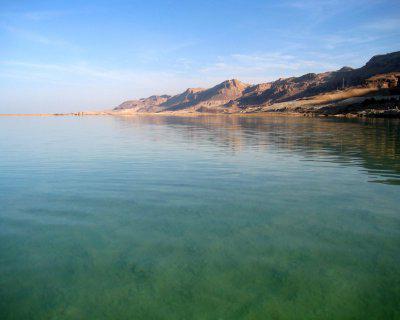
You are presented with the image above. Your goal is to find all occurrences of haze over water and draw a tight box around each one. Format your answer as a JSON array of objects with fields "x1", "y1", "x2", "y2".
[{"x1": 0, "y1": 115, "x2": 399, "y2": 319}]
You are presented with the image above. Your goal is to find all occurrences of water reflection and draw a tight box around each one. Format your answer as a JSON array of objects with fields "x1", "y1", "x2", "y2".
[
  {"x1": 113, "y1": 115, "x2": 400, "y2": 185},
  {"x1": 1, "y1": 115, "x2": 400, "y2": 319}
]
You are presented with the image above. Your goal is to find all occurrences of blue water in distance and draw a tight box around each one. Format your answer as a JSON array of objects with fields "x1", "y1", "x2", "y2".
[{"x1": 0, "y1": 115, "x2": 399, "y2": 319}]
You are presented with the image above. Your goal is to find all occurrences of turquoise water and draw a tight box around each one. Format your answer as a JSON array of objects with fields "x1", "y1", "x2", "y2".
[{"x1": 0, "y1": 115, "x2": 399, "y2": 319}]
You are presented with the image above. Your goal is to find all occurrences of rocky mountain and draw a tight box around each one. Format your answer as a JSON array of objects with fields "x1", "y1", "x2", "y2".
[
  {"x1": 115, "y1": 79, "x2": 250, "y2": 113},
  {"x1": 114, "y1": 95, "x2": 171, "y2": 112},
  {"x1": 161, "y1": 79, "x2": 249, "y2": 112},
  {"x1": 238, "y1": 51, "x2": 400, "y2": 108},
  {"x1": 114, "y1": 51, "x2": 400, "y2": 114}
]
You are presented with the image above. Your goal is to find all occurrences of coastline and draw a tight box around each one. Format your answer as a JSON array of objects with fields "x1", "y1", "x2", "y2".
[
  {"x1": 1, "y1": 110, "x2": 399, "y2": 118},
  {"x1": 3, "y1": 90, "x2": 399, "y2": 119}
]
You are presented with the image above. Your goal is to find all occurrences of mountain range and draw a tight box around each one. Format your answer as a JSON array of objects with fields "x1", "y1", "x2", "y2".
[{"x1": 113, "y1": 51, "x2": 400, "y2": 116}]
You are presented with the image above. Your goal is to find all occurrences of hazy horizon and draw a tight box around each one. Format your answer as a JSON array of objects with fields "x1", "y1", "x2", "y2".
[{"x1": 1, "y1": 0, "x2": 400, "y2": 113}]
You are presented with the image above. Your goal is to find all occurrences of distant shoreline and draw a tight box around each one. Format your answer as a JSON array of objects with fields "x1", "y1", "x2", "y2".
[
  {"x1": 1, "y1": 110, "x2": 398, "y2": 119},
  {"x1": 0, "y1": 111, "x2": 303, "y2": 117},
  {"x1": 3, "y1": 51, "x2": 400, "y2": 119}
]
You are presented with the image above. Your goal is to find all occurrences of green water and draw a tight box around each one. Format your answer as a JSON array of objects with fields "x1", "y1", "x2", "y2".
[{"x1": 0, "y1": 115, "x2": 399, "y2": 319}]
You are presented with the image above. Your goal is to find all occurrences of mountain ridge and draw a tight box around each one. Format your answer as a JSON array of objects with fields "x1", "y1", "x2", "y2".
[{"x1": 114, "y1": 51, "x2": 400, "y2": 116}]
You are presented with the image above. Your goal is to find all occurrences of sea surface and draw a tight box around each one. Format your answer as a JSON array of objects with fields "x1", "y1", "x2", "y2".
[{"x1": 0, "y1": 115, "x2": 399, "y2": 320}]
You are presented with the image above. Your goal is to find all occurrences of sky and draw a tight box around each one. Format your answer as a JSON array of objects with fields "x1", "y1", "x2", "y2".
[{"x1": 0, "y1": 0, "x2": 399, "y2": 113}]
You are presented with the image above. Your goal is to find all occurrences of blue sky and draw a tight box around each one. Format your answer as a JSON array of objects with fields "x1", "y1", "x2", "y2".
[{"x1": 1, "y1": 0, "x2": 399, "y2": 113}]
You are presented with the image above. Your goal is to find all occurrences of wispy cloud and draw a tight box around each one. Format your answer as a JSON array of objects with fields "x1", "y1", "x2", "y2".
[
  {"x1": 362, "y1": 17, "x2": 400, "y2": 31},
  {"x1": 199, "y1": 52, "x2": 338, "y2": 82},
  {"x1": 282, "y1": 0, "x2": 380, "y2": 10},
  {"x1": 322, "y1": 34, "x2": 382, "y2": 49},
  {"x1": 0, "y1": 9, "x2": 70, "y2": 21},
  {"x1": 0, "y1": 60, "x2": 210, "y2": 93},
  {"x1": 1, "y1": 59, "x2": 232, "y2": 112},
  {"x1": 284, "y1": 0, "x2": 342, "y2": 9},
  {"x1": 131, "y1": 40, "x2": 199, "y2": 64},
  {"x1": 22, "y1": 10, "x2": 67, "y2": 21},
  {"x1": 278, "y1": 0, "x2": 352, "y2": 23},
  {"x1": 1, "y1": 61, "x2": 141, "y2": 81},
  {"x1": 277, "y1": 0, "x2": 386, "y2": 32},
  {"x1": 3, "y1": 26, "x2": 81, "y2": 51}
]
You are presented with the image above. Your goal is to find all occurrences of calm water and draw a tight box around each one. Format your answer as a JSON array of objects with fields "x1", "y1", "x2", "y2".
[{"x1": 0, "y1": 115, "x2": 399, "y2": 320}]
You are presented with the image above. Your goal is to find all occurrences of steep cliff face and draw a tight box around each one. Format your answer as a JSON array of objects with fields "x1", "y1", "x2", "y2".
[{"x1": 114, "y1": 51, "x2": 400, "y2": 113}]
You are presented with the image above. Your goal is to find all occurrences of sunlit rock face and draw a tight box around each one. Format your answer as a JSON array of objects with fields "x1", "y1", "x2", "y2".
[
  {"x1": 114, "y1": 51, "x2": 400, "y2": 114},
  {"x1": 115, "y1": 95, "x2": 171, "y2": 112}
]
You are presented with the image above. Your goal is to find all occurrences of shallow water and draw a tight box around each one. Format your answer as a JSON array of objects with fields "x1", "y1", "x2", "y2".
[{"x1": 0, "y1": 115, "x2": 399, "y2": 319}]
